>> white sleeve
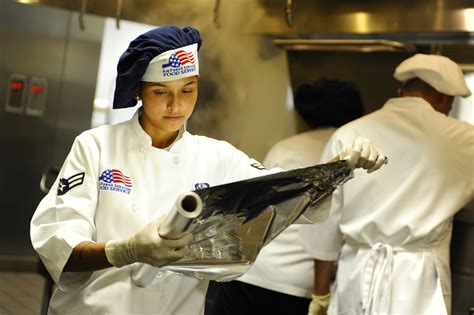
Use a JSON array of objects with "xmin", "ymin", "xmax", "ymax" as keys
[
  {"xmin": 262, "ymin": 144, "xmax": 280, "ymax": 168},
  {"xmin": 216, "ymin": 141, "xmax": 282, "ymax": 183},
  {"xmin": 263, "ymin": 142, "xmax": 306, "ymax": 170},
  {"xmin": 30, "ymin": 133, "xmax": 99, "ymax": 291}
]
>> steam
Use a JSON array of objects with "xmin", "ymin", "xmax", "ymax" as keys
[{"xmin": 131, "ymin": 0, "xmax": 293, "ymax": 159}]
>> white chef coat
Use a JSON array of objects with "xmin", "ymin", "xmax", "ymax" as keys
[
  {"xmin": 30, "ymin": 108, "xmax": 278, "ymax": 315},
  {"xmin": 237, "ymin": 128, "xmax": 336, "ymax": 298},
  {"xmin": 301, "ymin": 97, "xmax": 474, "ymax": 314}
]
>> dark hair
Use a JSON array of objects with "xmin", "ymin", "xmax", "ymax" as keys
[{"xmin": 294, "ymin": 78, "xmax": 365, "ymax": 128}]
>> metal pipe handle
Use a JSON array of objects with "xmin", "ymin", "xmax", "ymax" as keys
[
  {"xmin": 131, "ymin": 192, "xmax": 203, "ymax": 287},
  {"xmin": 158, "ymin": 192, "xmax": 203, "ymax": 239}
]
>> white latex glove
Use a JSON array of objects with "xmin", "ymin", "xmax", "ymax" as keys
[
  {"xmin": 308, "ymin": 293, "xmax": 330, "ymax": 315},
  {"xmin": 104, "ymin": 216, "xmax": 193, "ymax": 268},
  {"xmin": 338, "ymin": 137, "xmax": 386, "ymax": 173}
]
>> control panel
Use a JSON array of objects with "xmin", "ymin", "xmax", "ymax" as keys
[
  {"xmin": 6, "ymin": 74, "xmax": 27, "ymax": 113},
  {"xmin": 5, "ymin": 74, "xmax": 47, "ymax": 116}
]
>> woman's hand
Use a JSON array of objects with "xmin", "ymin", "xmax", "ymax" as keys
[{"xmin": 105, "ymin": 216, "xmax": 193, "ymax": 268}]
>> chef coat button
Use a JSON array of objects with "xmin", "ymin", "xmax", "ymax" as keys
[
  {"xmin": 173, "ymin": 156, "xmax": 180, "ymax": 164},
  {"xmin": 155, "ymin": 272, "xmax": 163, "ymax": 279},
  {"xmin": 132, "ymin": 205, "xmax": 142, "ymax": 214}
]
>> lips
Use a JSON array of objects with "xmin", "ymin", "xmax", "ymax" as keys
[{"xmin": 163, "ymin": 115, "xmax": 184, "ymax": 123}]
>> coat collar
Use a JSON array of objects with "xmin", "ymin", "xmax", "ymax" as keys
[
  {"xmin": 129, "ymin": 107, "xmax": 186, "ymax": 151},
  {"xmin": 384, "ymin": 97, "xmax": 434, "ymax": 112}
]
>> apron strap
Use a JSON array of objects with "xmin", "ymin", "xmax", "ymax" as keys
[{"xmin": 361, "ymin": 243, "xmax": 393, "ymax": 314}]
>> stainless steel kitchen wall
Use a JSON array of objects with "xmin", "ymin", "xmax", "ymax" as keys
[
  {"xmin": 12, "ymin": 0, "xmax": 474, "ymax": 34},
  {"xmin": 0, "ymin": 1, "xmax": 103, "ymax": 264},
  {"xmin": 15, "ymin": 0, "xmax": 474, "ymax": 160}
]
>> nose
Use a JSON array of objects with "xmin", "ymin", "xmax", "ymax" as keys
[{"xmin": 167, "ymin": 94, "xmax": 181, "ymax": 112}]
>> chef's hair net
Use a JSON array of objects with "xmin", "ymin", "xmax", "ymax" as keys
[{"xmin": 113, "ymin": 25, "xmax": 202, "ymax": 109}]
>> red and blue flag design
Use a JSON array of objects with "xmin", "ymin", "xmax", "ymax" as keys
[
  {"xmin": 99, "ymin": 169, "xmax": 133, "ymax": 187},
  {"xmin": 162, "ymin": 50, "xmax": 195, "ymax": 68}
]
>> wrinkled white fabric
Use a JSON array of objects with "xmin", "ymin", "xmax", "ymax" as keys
[
  {"xmin": 30, "ymin": 108, "xmax": 278, "ymax": 314},
  {"xmin": 360, "ymin": 243, "xmax": 393, "ymax": 314},
  {"xmin": 301, "ymin": 97, "xmax": 474, "ymax": 314}
]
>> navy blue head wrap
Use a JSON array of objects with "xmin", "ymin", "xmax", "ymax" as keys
[{"xmin": 113, "ymin": 25, "xmax": 202, "ymax": 109}]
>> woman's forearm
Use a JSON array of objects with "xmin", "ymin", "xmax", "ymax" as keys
[{"xmin": 64, "ymin": 241, "xmax": 112, "ymax": 272}]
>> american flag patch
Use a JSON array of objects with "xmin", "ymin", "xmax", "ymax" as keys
[
  {"xmin": 99, "ymin": 169, "xmax": 133, "ymax": 187},
  {"xmin": 163, "ymin": 50, "xmax": 195, "ymax": 68}
]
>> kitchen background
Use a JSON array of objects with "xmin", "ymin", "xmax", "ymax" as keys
[{"xmin": 1, "ymin": 0, "xmax": 473, "ymax": 313}]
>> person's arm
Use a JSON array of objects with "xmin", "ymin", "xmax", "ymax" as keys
[
  {"xmin": 31, "ymin": 134, "xmax": 103, "ymax": 288},
  {"xmin": 64, "ymin": 242, "xmax": 111, "ymax": 272},
  {"xmin": 63, "ymin": 228, "xmax": 194, "ymax": 272},
  {"xmin": 313, "ymin": 259, "xmax": 334, "ymax": 295},
  {"xmin": 62, "ymin": 216, "xmax": 193, "ymax": 272},
  {"xmin": 308, "ymin": 259, "xmax": 334, "ymax": 315},
  {"xmin": 104, "ymin": 216, "xmax": 193, "ymax": 269}
]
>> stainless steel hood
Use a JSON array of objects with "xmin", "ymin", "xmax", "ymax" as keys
[
  {"xmin": 12, "ymin": 0, "xmax": 474, "ymax": 37},
  {"xmin": 273, "ymin": 39, "xmax": 417, "ymax": 53}
]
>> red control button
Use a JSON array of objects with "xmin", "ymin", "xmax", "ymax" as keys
[
  {"xmin": 10, "ymin": 81, "xmax": 24, "ymax": 90},
  {"xmin": 31, "ymin": 84, "xmax": 43, "ymax": 94}
]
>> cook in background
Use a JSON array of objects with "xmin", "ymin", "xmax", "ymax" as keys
[
  {"xmin": 30, "ymin": 25, "xmax": 386, "ymax": 315},
  {"xmin": 301, "ymin": 54, "xmax": 474, "ymax": 315},
  {"xmin": 209, "ymin": 78, "xmax": 366, "ymax": 315}
]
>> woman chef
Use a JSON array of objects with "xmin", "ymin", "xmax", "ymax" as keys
[{"xmin": 30, "ymin": 25, "xmax": 386, "ymax": 314}]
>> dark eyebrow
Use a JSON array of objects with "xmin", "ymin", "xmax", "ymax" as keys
[
  {"xmin": 150, "ymin": 80, "xmax": 197, "ymax": 88},
  {"xmin": 149, "ymin": 83, "xmax": 168, "ymax": 87},
  {"xmin": 184, "ymin": 80, "xmax": 198, "ymax": 87}
]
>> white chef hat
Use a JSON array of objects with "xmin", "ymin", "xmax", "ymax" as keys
[{"xmin": 394, "ymin": 54, "xmax": 471, "ymax": 97}]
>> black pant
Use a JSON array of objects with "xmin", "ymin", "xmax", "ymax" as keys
[{"xmin": 207, "ymin": 280, "xmax": 311, "ymax": 315}]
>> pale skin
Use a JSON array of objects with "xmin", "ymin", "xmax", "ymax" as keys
[{"xmin": 64, "ymin": 76, "xmax": 199, "ymax": 272}]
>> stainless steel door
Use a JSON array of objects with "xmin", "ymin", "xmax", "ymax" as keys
[{"xmin": 0, "ymin": 1, "xmax": 103, "ymax": 264}]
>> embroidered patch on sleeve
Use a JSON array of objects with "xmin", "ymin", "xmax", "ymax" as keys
[{"xmin": 57, "ymin": 172, "xmax": 85, "ymax": 195}]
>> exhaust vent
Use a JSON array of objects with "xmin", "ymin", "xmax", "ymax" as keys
[{"xmin": 273, "ymin": 39, "xmax": 416, "ymax": 53}]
